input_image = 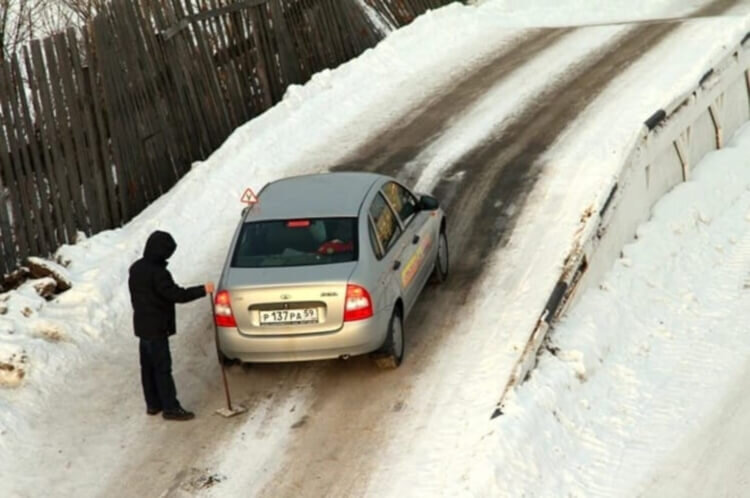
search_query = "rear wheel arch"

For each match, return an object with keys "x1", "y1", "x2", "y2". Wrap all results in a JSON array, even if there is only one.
[
  {"x1": 374, "y1": 300, "x2": 405, "y2": 369},
  {"x1": 394, "y1": 297, "x2": 404, "y2": 318}
]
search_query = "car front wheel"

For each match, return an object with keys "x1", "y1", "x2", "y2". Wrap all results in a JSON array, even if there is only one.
[{"x1": 431, "y1": 229, "x2": 449, "y2": 284}]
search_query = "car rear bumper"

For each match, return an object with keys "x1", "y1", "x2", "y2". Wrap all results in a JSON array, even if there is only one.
[{"x1": 217, "y1": 310, "x2": 389, "y2": 363}]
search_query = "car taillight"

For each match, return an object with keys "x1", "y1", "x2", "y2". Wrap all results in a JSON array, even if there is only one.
[
  {"x1": 214, "y1": 290, "x2": 237, "y2": 328},
  {"x1": 344, "y1": 284, "x2": 373, "y2": 322}
]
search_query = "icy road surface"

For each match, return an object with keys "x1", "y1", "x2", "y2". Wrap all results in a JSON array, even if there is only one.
[{"x1": 1, "y1": 0, "x2": 749, "y2": 496}]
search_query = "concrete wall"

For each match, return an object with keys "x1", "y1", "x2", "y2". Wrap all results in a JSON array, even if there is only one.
[{"x1": 575, "y1": 38, "x2": 750, "y2": 306}]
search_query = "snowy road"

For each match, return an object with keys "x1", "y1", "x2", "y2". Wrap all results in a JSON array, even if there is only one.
[
  {"x1": 108, "y1": 2, "x2": 741, "y2": 496},
  {"x1": 2, "y1": 0, "x2": 749, "y2": 496}
]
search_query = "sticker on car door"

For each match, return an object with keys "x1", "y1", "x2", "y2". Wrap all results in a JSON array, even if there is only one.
[{"x1": 400, "y1": 232, "x2": 432, "y2": 287}]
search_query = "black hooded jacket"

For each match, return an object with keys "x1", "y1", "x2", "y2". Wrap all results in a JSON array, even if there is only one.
[{"x1": 128, "y1": 231, "x2": 206, "y2": 339}]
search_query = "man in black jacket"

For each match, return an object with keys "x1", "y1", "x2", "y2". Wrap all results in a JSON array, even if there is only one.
[{"x1": 128, "y1": 231, "x2": 214, "y2": 421}]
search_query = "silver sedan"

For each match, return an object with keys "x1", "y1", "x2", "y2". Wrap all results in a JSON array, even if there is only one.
[{"x1": 214, "y1": 172, "x2": 448, "y2": 368}]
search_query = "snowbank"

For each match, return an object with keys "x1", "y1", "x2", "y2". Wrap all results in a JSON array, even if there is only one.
[{"x1": 476, "y1": 121, "x2": 750, "y2": 496}]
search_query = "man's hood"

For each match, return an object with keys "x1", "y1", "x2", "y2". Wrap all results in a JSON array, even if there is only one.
[{"x1": 143, "y1": 231, "x2": 177, "y2": 264}]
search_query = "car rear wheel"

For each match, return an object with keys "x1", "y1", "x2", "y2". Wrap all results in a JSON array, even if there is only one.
[
  {"x1": 216, "y1": 343, "x2": 238, "y2": 367},
  {"x1": 374, "y1": 309, "x2": 404, "y2": 369},
  {"x1": 431, "y1": 229, "x2": 449, "y2": 284}
]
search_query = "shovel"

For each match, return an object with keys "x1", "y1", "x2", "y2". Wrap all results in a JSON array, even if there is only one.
[{"x1": 209, "y1": 292, "x2": 248, "y2": 418}]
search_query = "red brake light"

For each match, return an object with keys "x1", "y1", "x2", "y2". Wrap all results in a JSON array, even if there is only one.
[
  {"x1": 214, "y1": 290, "x2": 237, "y2": 327},
  {"x1": 344, "y1": 284, "x2": 373, "y2": 322},
  {"x1": 287, "y1": 220, "x2": 310, "y2": 228}
]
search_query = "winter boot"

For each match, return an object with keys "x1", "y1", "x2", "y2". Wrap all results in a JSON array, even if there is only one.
[{"x1": 162, "y1": 406, "x2": 195, "y2": 421}]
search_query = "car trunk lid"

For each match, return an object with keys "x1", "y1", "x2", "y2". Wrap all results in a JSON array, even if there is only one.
[{"x1": 223, "y1": 262, "x2": 355, "y2": 335}]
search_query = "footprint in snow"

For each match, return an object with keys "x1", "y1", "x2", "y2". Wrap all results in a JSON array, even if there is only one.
[
  {"x1": 32, "y1": 322, "x2": 69, "y2": 343},
  {"x1": 291, "y1": 415, "x2": 309, "y2": 429}
]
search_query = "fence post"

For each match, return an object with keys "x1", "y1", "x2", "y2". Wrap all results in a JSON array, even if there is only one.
[
  {"x1": 0, "y1": 178, "x2": 16, "y2": 275},
  {"x1": 673, "y1": 133, "x2": 690, "y2": 181},
  {"x1": 708, "y1": 100, "x2": 723, "y2": 149},
  {"x1": 269, "y1": 0, "x2": 302, "y2": 86}
]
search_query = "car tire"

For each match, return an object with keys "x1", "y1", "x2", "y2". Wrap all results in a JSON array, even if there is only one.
[
  {"x1": 374, "y1": 308, "x2": 405, "y2": 370},
  {"x1": 430, "y1": 229, "x2": 449, "y2": 284}
]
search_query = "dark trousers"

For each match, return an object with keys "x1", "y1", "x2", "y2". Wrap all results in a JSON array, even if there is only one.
[{"x1": 139, "y1": 337, "x2": 179, "y2": 412}]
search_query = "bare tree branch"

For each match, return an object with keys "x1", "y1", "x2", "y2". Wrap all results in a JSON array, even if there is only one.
[
  {"x1": 1, "y1": 0, "x2": 51, "y2": 61},
  {"x1": 55, "y1": 0, "x2": 108, "y2": 24}
]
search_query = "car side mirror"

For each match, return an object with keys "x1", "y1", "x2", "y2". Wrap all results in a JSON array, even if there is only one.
[{"x1": 418, "y1": 195, "x2": 440, "y2": 211}]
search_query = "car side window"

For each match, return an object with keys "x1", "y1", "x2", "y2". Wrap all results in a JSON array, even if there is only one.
[
  {"x1": 369, "y1": 192, "x2": 402, "y2": 256},
  {"x1": 382, "y1": 181, "x2": 418, "y2": 225},
  {"x1": 368, "y1": 218, "x2": 384, "y2": 259}
]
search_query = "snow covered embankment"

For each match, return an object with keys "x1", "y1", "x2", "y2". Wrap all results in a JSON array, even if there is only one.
[
  {"x1": 484, "y1": 117, "x2": 750, "y2": 497},
  {"x1": 495, "y1": 29, "x2": 750, "y2": 410}
]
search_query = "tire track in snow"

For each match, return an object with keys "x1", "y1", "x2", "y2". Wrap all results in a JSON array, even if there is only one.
[
  {"x1": 333, "y1": 28, "x2": 572, "y2": 176},
  {"x1": 434, "y1": 0, "x2": 742, "y2": 294}
]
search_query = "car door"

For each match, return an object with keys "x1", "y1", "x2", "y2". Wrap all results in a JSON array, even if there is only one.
[
  {"x1": 381, "y1": 182, "x2": 431, "y2": 314},
  {"x1": 406, "y1": 187, "x2": 441, "y2": 297},
  {"x1": 368, "y1": 192, "x2": 408, "y2": 315}
]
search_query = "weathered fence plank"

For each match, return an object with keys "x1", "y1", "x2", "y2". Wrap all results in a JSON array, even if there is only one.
[
  {"x1": 68, "y1": 29, "x2": 112, "y2": 229},
  {"x1": 174, "y1": 0, "x2": 232, "y2": 147},
  {"x1": 81, "y1": 30, "x2": 121, "y2": 227},
  {"x1": 55, "y1": 33, "x2": 102, "y2": 234},
  {"x1": 0, "y1": 135, "x2": 21, "y2": 269},
  {"x1": 29, "y1": 40, "x2": 78, "y2": 243},
  {"x1": 110, "y1": 1, "x2": 161, "y2": 202},
  {"x1": 44, "y1": 36, "x2": 90, "y2": 234},
  {"x1": 11, "y1": 54, "x2": 57, "y2": 252},
  {"x1": 0, "y1": 60, "x2": 38, "y2": 257},
  {"x1": 23, "y1": 48, "x2": 66, "y2": 246},
  {"x1": 0, "y1": 185, "x2": 14, "y2": 274},
  {"x1": 116, "y1": 1, "x2": 171, "y2": 196},
  {"x1": 90, "y1": 13, "x2": 137, "y2": 220}
]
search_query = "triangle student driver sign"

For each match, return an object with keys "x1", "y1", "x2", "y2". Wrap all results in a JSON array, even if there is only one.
[{"x1": 240, "y1": 188, "x2": 258, "y2": 205}]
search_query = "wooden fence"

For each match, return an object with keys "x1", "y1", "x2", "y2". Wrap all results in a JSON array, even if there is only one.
[{"x1": 0, "y1": 0, "x2": 455, "y2": 278}]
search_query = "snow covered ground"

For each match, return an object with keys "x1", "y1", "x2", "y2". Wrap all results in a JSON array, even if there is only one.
[
  {"x1": 476, "y1": 121, "x2": 750, "y2": 497},
  {"x1": 1, "y1": 0, "x2": 749, "y2": 496}
]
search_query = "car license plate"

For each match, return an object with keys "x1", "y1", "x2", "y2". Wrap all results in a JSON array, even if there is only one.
[{"x1": 260, "y1": 308, "x2": 318, "y2": 325}]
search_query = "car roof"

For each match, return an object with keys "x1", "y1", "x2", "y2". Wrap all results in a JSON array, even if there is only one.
[{"x1": 244, "y1": 172, "x2": 386, "y2": 221}]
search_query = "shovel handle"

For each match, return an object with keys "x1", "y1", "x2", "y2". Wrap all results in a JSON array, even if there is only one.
[{"x1": 220, "y1": 358, "x2": 234, "y2": 412}]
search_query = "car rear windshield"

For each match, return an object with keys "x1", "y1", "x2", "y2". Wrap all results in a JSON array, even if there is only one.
[{"x1": 231, "y1": 218, "x2": 358, "y2": 268}]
